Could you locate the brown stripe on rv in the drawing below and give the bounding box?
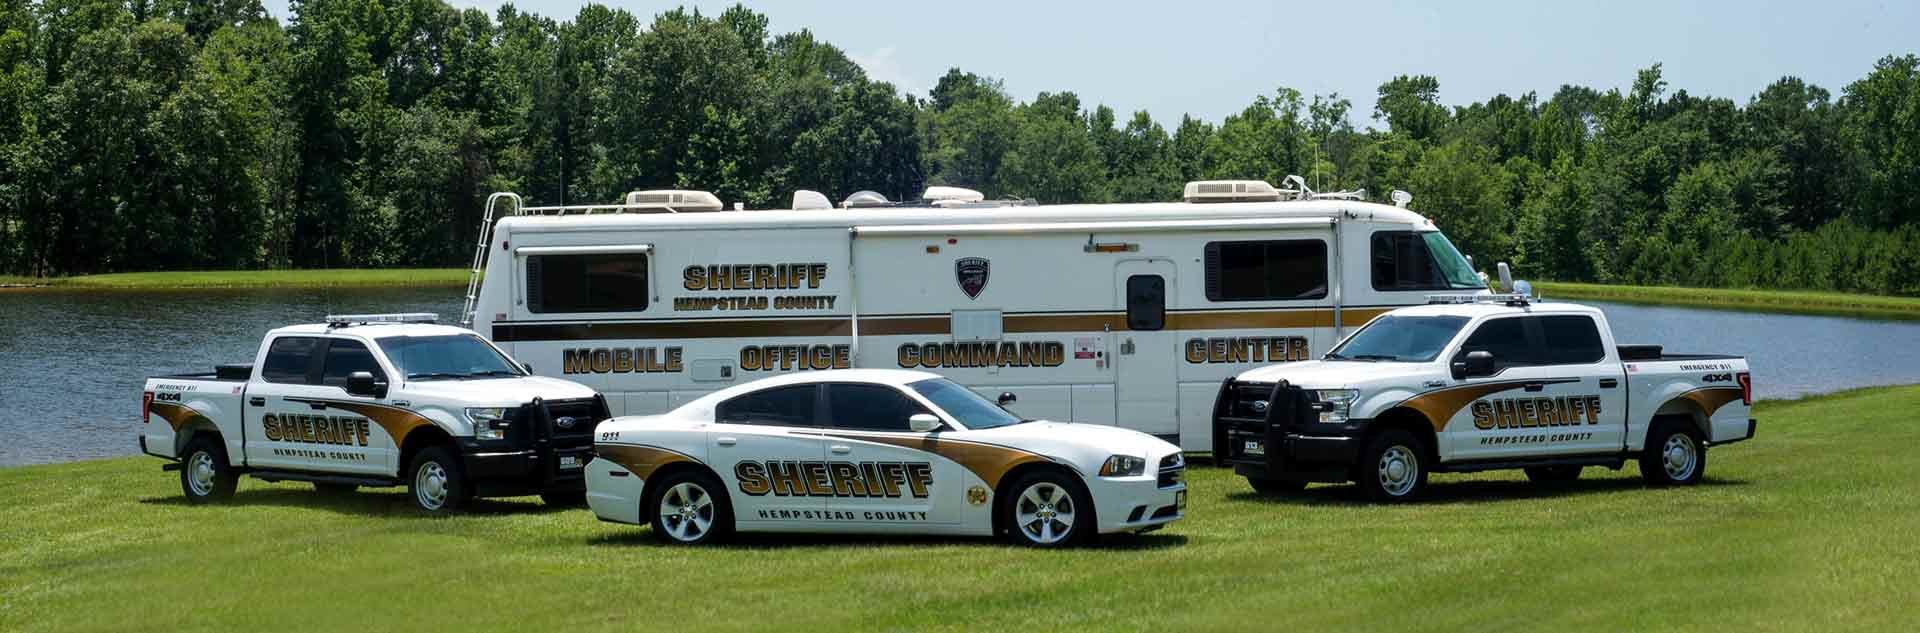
[493,308,1392,342]
[595,444,694,480]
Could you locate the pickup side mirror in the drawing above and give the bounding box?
[521,361,534,374]
[997,391,1018,406]
[346,371,388,399]
[908,413,944,433]
[1451,351,1497,380]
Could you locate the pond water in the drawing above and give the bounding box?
[3,288,1917,466]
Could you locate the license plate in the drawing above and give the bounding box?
[559,455,582,470]
[1176,490,1187,510]
[1243,440,1265,456]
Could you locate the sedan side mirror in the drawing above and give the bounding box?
[1451,351,1496,380]
[346,371,388,399]
[908,413,944,433]
[997,392,1018,406]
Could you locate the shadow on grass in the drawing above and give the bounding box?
[137,485,572,518]
[587,528,1188,551]
[1223,475,1751,506]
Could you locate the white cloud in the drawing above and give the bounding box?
[849,46,916,92]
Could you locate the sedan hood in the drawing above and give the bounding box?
[961,421,1180,473]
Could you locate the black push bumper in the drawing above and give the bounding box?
[1212,379,1366,483]
[457,395,609,498]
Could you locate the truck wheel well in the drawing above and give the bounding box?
[991,462,1093,536]
[173,423,223,458]
[639,462,725,525]
[1370,407,1439,463]
[397,427,455,475]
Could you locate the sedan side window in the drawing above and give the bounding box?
[717,385,817,427]
[826,384,929,432]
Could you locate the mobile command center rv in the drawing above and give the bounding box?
[462,179,1487,451]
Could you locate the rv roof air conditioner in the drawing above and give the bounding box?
[1183,180,1283,203]
[791,190,832,210]
[841,190,891,208]
[624,190,725,212]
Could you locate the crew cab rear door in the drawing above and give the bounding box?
[1444,314,1625,461]
[244,335,393,475]
[709,384,827,523]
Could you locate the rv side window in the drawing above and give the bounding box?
[526,253,649,313]
[717,385,817,427]
[1203,240,1328,301]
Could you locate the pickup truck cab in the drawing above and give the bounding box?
[140,313,607,513]
[1213,294,1755,501]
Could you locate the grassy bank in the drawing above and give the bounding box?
[5,388,1918,632]
[0,268,467,289]
[1536,281,1920,320]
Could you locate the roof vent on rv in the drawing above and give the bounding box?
[791,190,833,210]
[841,190,891,208]
[1183,180,1283,203]
[624,190,725,212]
[922,186,985,203]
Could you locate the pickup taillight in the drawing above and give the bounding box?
[142,391,153,424]
[1736,372,1752,405]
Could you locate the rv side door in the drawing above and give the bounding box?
[1112,259,1178,437]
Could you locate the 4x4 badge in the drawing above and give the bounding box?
[955,257,990,299]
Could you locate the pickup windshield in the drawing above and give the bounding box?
[378,334,524,380]
[909,378,1023,430]
[1327,315,1471,362]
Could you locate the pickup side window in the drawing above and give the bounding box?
[825,384,930,432]
[1538,315,1606,365]
[1455,317,1537,371]
[716,385,817,427]
[261,336,322,384]
[527,252,649,313]
[320,339,384,388]
[1203,239,1328,301]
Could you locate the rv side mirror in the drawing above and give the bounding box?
[908,413,944,433]
[997,391,1018,406]
[346,371,387,399]
[1451,351,1496,380]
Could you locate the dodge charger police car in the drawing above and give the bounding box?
[585,369,1187,547]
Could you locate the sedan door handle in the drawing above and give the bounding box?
[1523,382,1545,392]
[1599,378,1619,389]
[715,437,737,447]
[830,445,852,455]
[248,397,266,406]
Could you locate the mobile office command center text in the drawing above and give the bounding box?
[466,180,1486,451]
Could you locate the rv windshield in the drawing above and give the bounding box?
[909,378,1024,430]
[1326,315,1471,362]
[1422,232,1485,289]
[379,334,524,380]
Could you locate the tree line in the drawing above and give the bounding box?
[2,0,1918,294]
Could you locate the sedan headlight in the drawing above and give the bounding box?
[467,407,511,440]
[1098,455,1147,477]
[1310,390,1359,424]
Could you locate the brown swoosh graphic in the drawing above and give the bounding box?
[1674,387,1744,417]
[1396,380,1578,432]
[595,444,694,480]
[314,401,435,445]
[805,432,1050,489]
[148,402,212,431]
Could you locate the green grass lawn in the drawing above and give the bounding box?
[1537,281,1920,320]
[0,268,468,289]
[3,387,1918,632]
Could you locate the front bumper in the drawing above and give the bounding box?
[1213,379,1366,483]
[1087,461,1188,533]
[457,395,610,498]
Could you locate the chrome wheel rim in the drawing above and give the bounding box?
[1662,434,1698,480]
[415,462,449,511]
[658,482,715,542]
[187,452,217,496]
[1015,482,1076,544]
[1378,445,1419,497]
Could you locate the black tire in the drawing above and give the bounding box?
[646,469,732,545]
[1356,429,1428,502]
[313,482,358,495]
[1641,419,1707,486]
[540,489,587,507]
[1247,477,1308,495]
[406,445,470,514]
[179,436,237,504]
[1000,469,1096,548]
[1524,465,1583,483]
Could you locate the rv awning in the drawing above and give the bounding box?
[513,244,653,256]
[850,217,1334,237]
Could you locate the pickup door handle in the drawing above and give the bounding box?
[248,397,266,406]
[829,445,852,455]
[1599,379,1619,389]
[1523,382,1546,392]
[307,402,328,410]
[715,437,737,447]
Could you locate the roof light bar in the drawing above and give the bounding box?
[1425,293,1533,306]
[325,313,439,327]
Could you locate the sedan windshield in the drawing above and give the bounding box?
[1327,315,1471,362]
[378,334,524,380]
[909,378,1022,430]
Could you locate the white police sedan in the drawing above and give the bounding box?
[585,369,1186,547]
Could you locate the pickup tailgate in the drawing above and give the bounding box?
[1625,356,1754,445]
[142,376,246,460]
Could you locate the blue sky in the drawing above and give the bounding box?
[263,0,1918,126]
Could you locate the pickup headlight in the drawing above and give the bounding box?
[467,407,511,440]
[1311,390,1359,424]
[1098,455,1147,477]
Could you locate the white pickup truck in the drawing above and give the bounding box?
[1212,295,1755,501]
[139,314,607,513]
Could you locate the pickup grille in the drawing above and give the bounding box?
[536,398,604,450]
[1223,382,1277,421]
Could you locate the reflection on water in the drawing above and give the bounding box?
[2,289,1915,466]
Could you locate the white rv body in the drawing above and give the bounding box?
[468,187,1486,451]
